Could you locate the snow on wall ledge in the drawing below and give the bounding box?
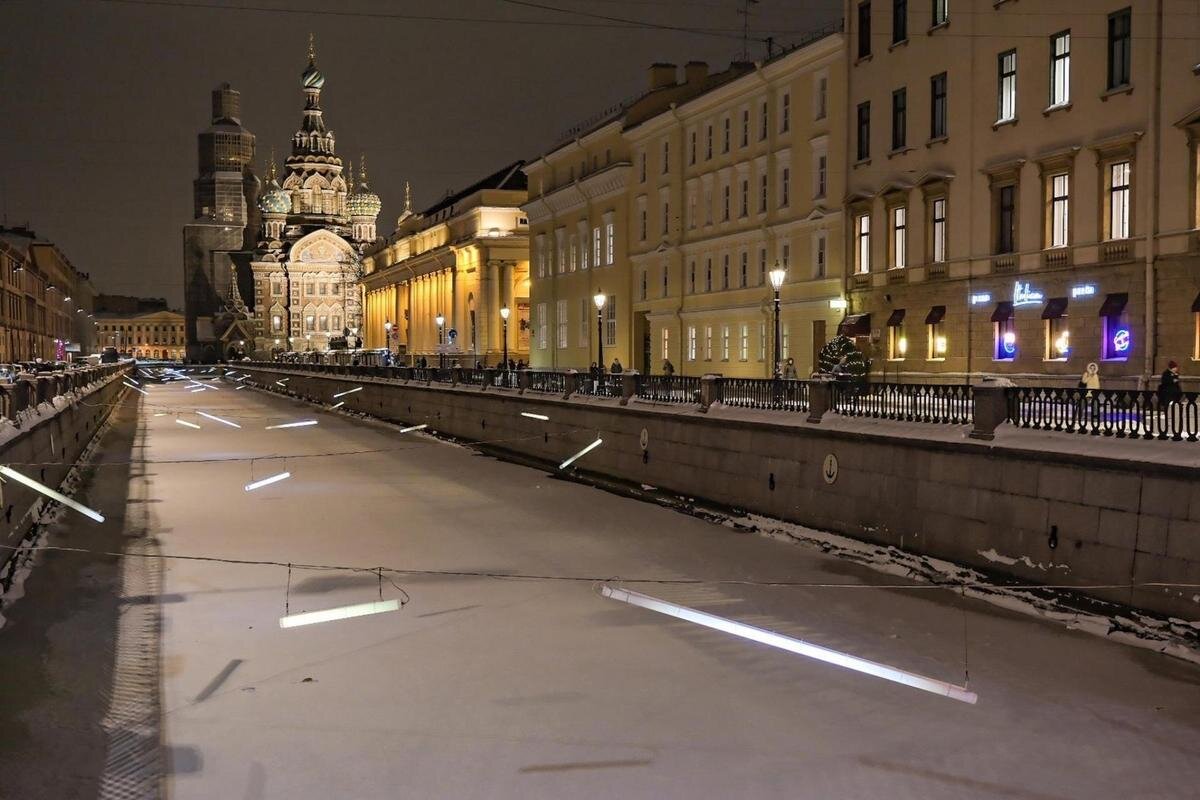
[242,365,1200,622]
[0,368,130,582]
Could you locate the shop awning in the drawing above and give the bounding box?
[886,309,906,327]
[1041,297,1069,320]
[839,313,871,337]
[925,305,946,325]
[1098,292,1128,318]
[991,301,1014,323]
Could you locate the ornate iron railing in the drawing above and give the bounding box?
[1006,387,1200,441]
[493,370,518,390]
[833,382,974,424]
[526,371,568,394]
[577,372,622,398]
[458,368,487,386]
[718,378,809,411]
[637,375,702,404]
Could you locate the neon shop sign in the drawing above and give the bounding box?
[1012,281,1044,306]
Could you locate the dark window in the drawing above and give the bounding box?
[858,2,872,59]
[997,49,1017,122]
[930,72,948,138]
[1107,8,1131,89]
[893,0,907,43]
[932,0,948,26]
[997,185,1016,254]
[891,88,907,150]
[857,102,871,161]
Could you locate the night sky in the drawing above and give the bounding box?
[0,0,840,308]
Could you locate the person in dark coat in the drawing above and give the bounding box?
[610,358,623,374]
[662,358,675,376]
[1158,360,1183,405]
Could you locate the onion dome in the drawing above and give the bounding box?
[302,34,325,89]
[346,156,382,218]
[258,157,291,214]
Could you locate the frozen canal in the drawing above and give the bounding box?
[3,378,1200,799]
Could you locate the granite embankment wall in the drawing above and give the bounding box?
[242,365,1200,620]
[0,365,129,579]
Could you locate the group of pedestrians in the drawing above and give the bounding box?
[1076,360,1183,405]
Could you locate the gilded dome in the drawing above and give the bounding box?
[259,179,291,215]
[302,61,325,90]
[346,156,382,218]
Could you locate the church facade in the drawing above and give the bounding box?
[181,39,382,361]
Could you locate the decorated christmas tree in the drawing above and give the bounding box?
[818,334,871,379]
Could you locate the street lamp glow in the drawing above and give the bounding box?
[0,465,105,522]
[279,599,399,629]
[244,471,291,492]
[593,292,606,310]
[197,411,241,429]
[769,263,787,291]
[499,305,511,321]
[265,420,318,430]
[384,320,393,332]
[435,313,445,328]
[559,437,603,470]
[600,586,978,705]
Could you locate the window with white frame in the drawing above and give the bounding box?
[782,323,790,359]
[569,234,578,271]
[688,188,697,228]
[815,74,828,120]
[814,232,827,278]
[662,327,670,361]
[556,299,568,348]
[780,167,790,207]
[781,242,791,269]
[605,221,615,264]
[536,236,546,277]
[605,296,616,346]
[740,323,749,360]
[721,325,730,360]
[689,260,696,293]
[815,153,827,198]
[723,184,731,220]
[892,206,907,268]
[689,129,697,165]
[704,325,713,360]
[856,213,871,273]
[537,302,548,349]
[557,232,567,274]
[1109,161,1131,239]
[1050,173,1070,248]
[759,322,766,360]
[781,92,791,133]
[592,227,601,265]
[580,298,590,346]
[932,0,948,27]
[706,124,713,159]
[931,197,947,263]
[997,50,1017,123]
[579,224,589,269]
[688,326,697,360]
[722,254,730,288]
[1050,31,1070,107]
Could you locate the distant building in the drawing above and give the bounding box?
[94,310,185,360]
[95,294,169,315]
[361,164,529,365]
[246,37,382,357]
[0,226,95,361]
[181,82,259,362]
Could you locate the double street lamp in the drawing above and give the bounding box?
[499,304,510,378]
[593,291,606,371]
[769,262,787,379]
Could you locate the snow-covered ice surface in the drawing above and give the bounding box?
[80,381,1200,798]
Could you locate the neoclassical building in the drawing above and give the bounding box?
[245,39,382,357]
[361,163,529,365]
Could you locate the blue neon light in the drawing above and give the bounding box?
[1112,328,1131,353]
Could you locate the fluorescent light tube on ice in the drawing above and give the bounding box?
[244,471,291,492]
[279,599,400,629]
[0,465,104,523]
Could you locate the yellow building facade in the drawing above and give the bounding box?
[362,164,530,365]
[525,38,847,376]
[94,310,185,360]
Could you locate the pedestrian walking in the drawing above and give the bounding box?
[1158,360,1183,405]
[610,358,623,374]
[1077,362,1100,425]
[661,358,675,376]
[783,357,798,380]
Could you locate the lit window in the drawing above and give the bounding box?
[740,323,749,360]
[932,0,948,27]
[1045,316,1070,361]
[688,326,697,360]
[1050,31,1071,107]
[856,214,871,273]
[721,325,730,360]
[605,296,616,346]
[704,325,712,360]
[1050,174,1070,248]
[993,306,1016,361]
[887,317,907,360]
[931,198,947,263]
[605,222,615,264]
[1109,161,1131,239]
[662,327,670,361]
[997,50,1017,123]
[537,303,547,350]
[892,206,907,268]
[557,299,568,348]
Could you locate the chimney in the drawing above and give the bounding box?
[647,63,678,90]
[684,61,709,84]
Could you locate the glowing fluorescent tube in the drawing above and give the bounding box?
[521,412,550,421]
[197,411,241,429]
[153,412,167,417]
[175,419,201,429]
[125,376,140,385]
[330,401,345,410]
[276,378,290,385]
[600,586,978,705]
[0,465,104,523]
[123,381,148,395]
[236,385,247,391]
[236,375,249,382]
[265,420,318,430]
[559,437,603,470]
[279,599,399,629]
[189,388,206,393]
[244,471,291,492]
[399,424,428,433]
[333,386,362,398]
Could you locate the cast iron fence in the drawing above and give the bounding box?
[526,371,568,394]
[718,378,809,411]
[637,375,702,404]
[1006,387,1200,441]
[832,382,974,424]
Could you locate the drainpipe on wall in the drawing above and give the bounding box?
[1143,0,1164,389]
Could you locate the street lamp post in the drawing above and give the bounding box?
[435,313,445,370]
[384,319,393,356]
[499,304,510,384]
[769,262,787,379]
[593,291,606,372]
